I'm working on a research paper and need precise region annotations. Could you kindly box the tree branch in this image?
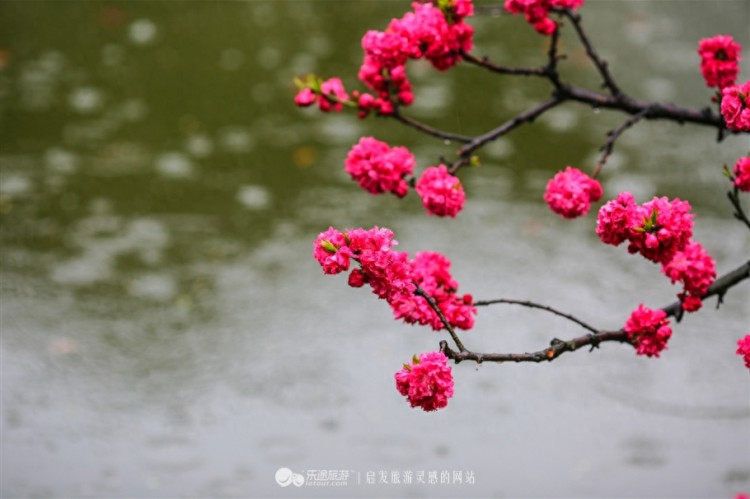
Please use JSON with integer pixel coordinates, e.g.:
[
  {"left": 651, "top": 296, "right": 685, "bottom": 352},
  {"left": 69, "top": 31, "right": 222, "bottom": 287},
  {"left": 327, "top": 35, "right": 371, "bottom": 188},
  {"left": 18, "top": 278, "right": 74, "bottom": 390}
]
[
  {"left": 592, "top": 106, "right": 652, "bottom": 178},
  {"left": 413, "top": 284, "right": 467, "bottom": 352},
  {"left": 391, "top": 109, "right": 473, "bottom": 144},
  {"left": 474, "top": 298, "right": 599, "bottom": 334},
  {"left": 460, "top": 51, "right": 548, "bottom": 77},
  {"left": 442, "top": 260, "right": 750, "bottom": 364}
]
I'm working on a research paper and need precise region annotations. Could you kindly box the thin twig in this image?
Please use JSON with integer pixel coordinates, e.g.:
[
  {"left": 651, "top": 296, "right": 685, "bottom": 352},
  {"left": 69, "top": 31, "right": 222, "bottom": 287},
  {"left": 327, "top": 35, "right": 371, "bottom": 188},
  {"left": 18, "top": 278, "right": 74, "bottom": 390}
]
[
  {"left": 474, "top": 298, "right": 599, "bottom": 334},
  {"left": 391, "top": 109, "right": 473, "bottom": 144},
  {"left": 460, "top": 51, "right": 547, "bottom": 77},
  {"left": 451, "top": 96, "right": 564, "bottom": 173},
  {"left": 592, "top": 106, "right": 652, "bottom": 178},
  {"left": 413, "top": 285, "right": 468, "bottom": 352},
  {"left": 557, "top": 8, "right": 624, "bottom": 99},
  {"left": 727, "top": 187, "right": 750, "bottom": 231},
  {"left": 442, "top": 260, "right": 750, "bottom": 364}
]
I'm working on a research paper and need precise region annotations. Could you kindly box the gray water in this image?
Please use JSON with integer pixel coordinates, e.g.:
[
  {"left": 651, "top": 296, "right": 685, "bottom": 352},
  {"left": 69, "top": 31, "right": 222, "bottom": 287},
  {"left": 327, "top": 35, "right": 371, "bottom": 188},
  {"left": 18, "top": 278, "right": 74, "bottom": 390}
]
[{"left": 1, "top": 1, "right": 749, "bottom": 498}]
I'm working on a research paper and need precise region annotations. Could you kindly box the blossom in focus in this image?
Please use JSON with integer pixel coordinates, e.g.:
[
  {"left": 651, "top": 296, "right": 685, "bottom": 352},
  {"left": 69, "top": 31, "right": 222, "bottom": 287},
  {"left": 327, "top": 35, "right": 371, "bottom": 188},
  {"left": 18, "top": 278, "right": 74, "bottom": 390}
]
[
  {"left": 395, "top": 351, "right": 455, "bottom": 411},
  {"left": 596, "top": 193, "right": 694, "bottom": 265},
  {"left": 732, "top": 156, "right": 750, "bottom": 192},
  {"left": 721, "top": 81, "right": 750, "bottom": 131},
  {"left": 345, "top": 137, "right": 415, "bottom": 197},
  {"left": 543, "top": 166, "right": 603, "bottom": 219},
  {"left": 661, "top": 240, "right": 716, "bottom": 312},
  {"left": 736, "top": 335, "right": 750, "bottom": 370},
  {"left": 416, "top": 165, "right": 466, "bottom": 217},
  {"left": 624, "top": 304, "right": 672, "bottom": 358},
  {"left": 697, "top": 35, "right": 742, "bottom": 89},
  {"left": 312, "top": 227, "right": 352, "bottom": 275}
]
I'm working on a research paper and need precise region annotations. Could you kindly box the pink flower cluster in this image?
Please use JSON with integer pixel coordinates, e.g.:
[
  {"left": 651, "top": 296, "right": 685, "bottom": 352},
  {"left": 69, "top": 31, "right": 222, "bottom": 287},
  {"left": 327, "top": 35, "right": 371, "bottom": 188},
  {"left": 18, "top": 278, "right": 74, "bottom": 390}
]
[
  {"left": 596, "top": 192, "right": 694, "bottom": 265},
  {"left": 504, "top": 0, "right": 584, "bottom": 35},
  {"left": 624, "top": 304, "right": 672, "bottom": 357},
  {"left": 733, "top": 156, "right": 750, "bottom": 192},
  {"left": 294, "top": 78, "right": 349, "bottom": 112},
  {"left": 543, "top": 166, "right": 603, "bottom": 219},
  {"left": 721, "top": 81, "right": 750, "bottom": 131},
  {"left": 661, "top": 240, "right": 716, "bottom": 312},
  {"left": 345, "top": 137, "right": 415, "bottom": 197},
  {"left": 416, "top": 165, "right": 466, "bottom": 217},
  {"left": 395, "top": 351, "right": 454, "bottom": 411},
  {"left": 737, "top": 335, "right": 750, "bottom": 370},
  {"left": 313, "top": 226, "right": 476, "bottom": 331},
  {"left": 358, "top": 1, "right": 474, "bottom": 115},
  {"left": 697, "top": 35, "right": 742, "bottom": 89}
]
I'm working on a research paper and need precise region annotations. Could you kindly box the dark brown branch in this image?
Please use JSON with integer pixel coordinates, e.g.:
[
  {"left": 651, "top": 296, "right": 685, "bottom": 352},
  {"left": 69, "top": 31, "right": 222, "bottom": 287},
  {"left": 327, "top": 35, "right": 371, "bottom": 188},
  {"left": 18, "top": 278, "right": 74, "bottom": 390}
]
[
  {"left": 727, "top": 187, "right": 750, "bottom": 231},
  {"left": 592, "top": 106, "right": 652, "bottom": 177},
  {"left": 442, "top": 260, "right": 750, "bottom": 364},
  {"left": 474, "top": 298, "right": 599, "bottom": 334},
  {"left": 413, "top": 285, "right": 467, "bottom": 352},
  {"left": 391, "top": 109, "right": 473, "bottom": 144},
  {"left": 557, "top": 8, "right": 624, "bottom": 99},
  {"left": 460, "top": 51, "right": 547, "bottom": 77},
  {"left": 451, "top": 96, "right": 564, "bottom": 173}
]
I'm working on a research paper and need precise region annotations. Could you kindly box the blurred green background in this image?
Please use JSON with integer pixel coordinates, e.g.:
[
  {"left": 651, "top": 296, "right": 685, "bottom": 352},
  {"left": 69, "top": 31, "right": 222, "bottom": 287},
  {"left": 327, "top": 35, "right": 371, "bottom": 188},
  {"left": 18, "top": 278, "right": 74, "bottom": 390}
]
[{"left": 1, "top": 1, "right": 748, "bottom": 497}]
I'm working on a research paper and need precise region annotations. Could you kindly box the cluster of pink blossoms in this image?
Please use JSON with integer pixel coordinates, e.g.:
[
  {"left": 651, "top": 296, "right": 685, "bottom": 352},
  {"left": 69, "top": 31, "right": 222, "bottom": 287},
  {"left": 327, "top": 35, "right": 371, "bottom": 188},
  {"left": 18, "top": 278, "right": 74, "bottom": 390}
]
[
  {"left": 294, "top": 77, "right": 349, "bottom": 112},
  {"left": 345, "top": 137, "right": 415, "bottom": 197},
  {"left": 597, "top": 192, "right": 715, "bottom": 314},
  {"left": 624, "top": 304, "right": 672, "bottom": 357},
  {"left": 596, "top": 192, "right": 694, "bottom": 265},
  {"left": 736, "top": 335, "right": 750, "bottom": 370},
  {"left": 697, "top": 35, "right": 742, "bottom": 89},
  {"left": 313, "top": 226, "right": 476, "bottom": 331},
  {"left": 661, "top": 241, "right": 716, "bottom": 312},
  {"left": 721, "top": 81, "right": 750, "bottom": 132},
  {"left": 395, "top": 351, "right": 454, "bottom": 411},
  {"left": 358, "top": 0, "right": 474, "bottom": 115},
  {"left": 415, "top": 165, "right": 466, "bottom": 217},
  {"left": 732, "top": 156, "right": 750, "bottom": 192},
  {"left": 543, "top": 166, "right": 603, "bottom": 219},
  {"left": 504, "top": 0, "right": 584, "bottom": 35}
]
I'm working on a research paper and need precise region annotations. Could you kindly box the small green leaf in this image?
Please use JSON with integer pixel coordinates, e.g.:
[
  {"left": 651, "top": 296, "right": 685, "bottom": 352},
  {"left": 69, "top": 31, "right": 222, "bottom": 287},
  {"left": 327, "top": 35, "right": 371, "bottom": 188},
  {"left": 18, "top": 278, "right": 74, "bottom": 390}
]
[
  {"left": 632, "top": 226, "right": 646, "bottom": 233},
  {"left": 403, "top": 363, "right": 412, "bottom": 371},
  {"left": 320, "top": 240, "right": 338, "bottom": 253},
  {"left": 722, "top": 164, "right": 733, "bottom": 179},
  {"left": 469, "top": 155, "right": 480, "bottom": 167},
  {"left": 412, "top": 354, "right": 420, "bottom": 365}
]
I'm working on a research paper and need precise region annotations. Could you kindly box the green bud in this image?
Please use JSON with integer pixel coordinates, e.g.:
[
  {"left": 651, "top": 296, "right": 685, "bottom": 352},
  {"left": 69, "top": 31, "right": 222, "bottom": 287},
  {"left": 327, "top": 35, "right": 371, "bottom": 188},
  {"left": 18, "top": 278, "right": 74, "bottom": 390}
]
[
  {"left": 320, "top": 240, "right": 338, "bottom": 253},
  {"left": 469, "top": 155, "right": 480, "bottom": 167},
  {"left": 412, "top": 354, "right": 420, "bottom": 365}
]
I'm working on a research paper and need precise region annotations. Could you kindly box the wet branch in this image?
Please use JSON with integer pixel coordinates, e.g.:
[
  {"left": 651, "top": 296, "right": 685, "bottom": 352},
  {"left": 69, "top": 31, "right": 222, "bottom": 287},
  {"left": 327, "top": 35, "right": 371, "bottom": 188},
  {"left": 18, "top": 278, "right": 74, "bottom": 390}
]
[
  {"left": 391, "top": 109, "right": 473, "bottom": 144},
  {"left": 413, "top": 284, "right": 467, "bottom": 352},
  {"left": 474, "top": 298, "right": 599, "bottom": 334},
  {"left": 592, "top": 106, "right": 652, "bottom": 178},
  {"left": 441, "top": 260, "right": 750, "bottom": 364}
]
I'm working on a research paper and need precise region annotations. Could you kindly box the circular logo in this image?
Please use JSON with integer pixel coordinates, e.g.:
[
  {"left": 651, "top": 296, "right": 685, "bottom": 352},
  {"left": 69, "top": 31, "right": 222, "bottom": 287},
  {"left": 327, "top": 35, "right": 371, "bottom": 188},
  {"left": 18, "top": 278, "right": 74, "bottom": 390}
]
[{"left": 275, "top": 468, "right": 293, "bottom": 487}]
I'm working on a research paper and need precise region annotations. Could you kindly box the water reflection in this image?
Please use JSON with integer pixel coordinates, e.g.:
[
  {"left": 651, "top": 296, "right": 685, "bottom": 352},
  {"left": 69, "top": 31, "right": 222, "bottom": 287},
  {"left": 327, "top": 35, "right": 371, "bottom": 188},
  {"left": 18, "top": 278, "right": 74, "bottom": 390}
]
[{"left": 1, "top": 1, "right": 749, "bottom": 497}]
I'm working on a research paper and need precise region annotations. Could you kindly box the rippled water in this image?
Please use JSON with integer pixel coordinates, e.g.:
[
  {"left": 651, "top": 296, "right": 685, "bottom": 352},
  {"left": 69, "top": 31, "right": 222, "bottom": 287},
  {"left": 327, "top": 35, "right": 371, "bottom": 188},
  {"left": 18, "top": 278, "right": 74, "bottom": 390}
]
[{"left": 1, "top": 1, "right": 749, "bottom": 497}]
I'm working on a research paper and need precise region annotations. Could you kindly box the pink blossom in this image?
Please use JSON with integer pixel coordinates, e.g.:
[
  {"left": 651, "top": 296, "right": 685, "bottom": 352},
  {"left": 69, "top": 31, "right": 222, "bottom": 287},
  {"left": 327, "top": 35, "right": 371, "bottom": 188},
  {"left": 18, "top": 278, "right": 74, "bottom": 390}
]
[
  {"left": 294, "top": 88, "right": 316, "bottom": 107},
  {"left": 737, "top": 335, "right": 750, "bottom": 370},
  {"left": 395, "top": 351, "right": 454, "bottom": 411},
  {"left": 721, "top": 81, "right": 750, "bottom": 131},
  {"left": 544, "top": 166, "right": 603, "bottom": 219},
  {"left": 313, "top": 227, "right": 352, "bottom": 275},
  {"left": 733, "top": 156, "right": 750, "bottom": 192},
  {"left": 662, "top": 240, "right": 716, "bottom": 311},
  {"left": 624, "top": 304, "right": 672, "bottom": 358},
  {"left": 344, "top": 137, "right": 415, "bottom": 197},
  {"left": 698, "top": 35, "right": 742, "bottom": 89},
  {"left": 318, "top": 78, "right": 349, "bottom": 112},
  {"left": 597, "top": 193, "right": 694, "bottom": 265},
  {"left": 627, "top": 196, "right": 693, "bottom": 264},
  {"left": 416, "top": 165, "right": 466, "bottom": 217},
  {"left": 595, "top": 192, "right": 639, "bottom": 246},
  {"left": 316, "top": 226, "right": 475, "bottom": 332},
  {"left": 504, "top": 0, "right": 583, "bottom": 35}
]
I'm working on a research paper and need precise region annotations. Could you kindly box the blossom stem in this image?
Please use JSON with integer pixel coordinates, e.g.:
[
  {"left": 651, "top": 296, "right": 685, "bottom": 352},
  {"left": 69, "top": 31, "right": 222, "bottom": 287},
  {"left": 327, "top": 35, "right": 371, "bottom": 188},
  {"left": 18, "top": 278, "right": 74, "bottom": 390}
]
[{"left": 413, "top": 284, "right": 468, "bottom": 352}]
